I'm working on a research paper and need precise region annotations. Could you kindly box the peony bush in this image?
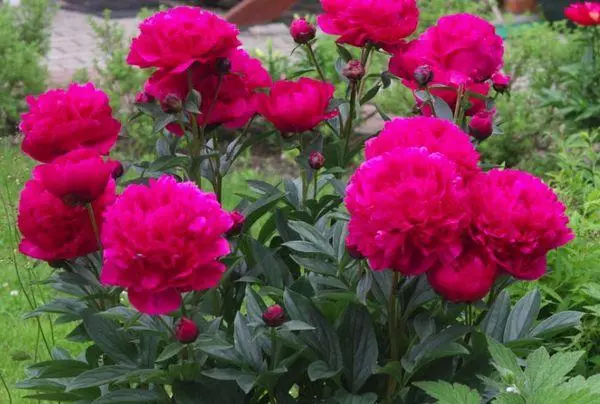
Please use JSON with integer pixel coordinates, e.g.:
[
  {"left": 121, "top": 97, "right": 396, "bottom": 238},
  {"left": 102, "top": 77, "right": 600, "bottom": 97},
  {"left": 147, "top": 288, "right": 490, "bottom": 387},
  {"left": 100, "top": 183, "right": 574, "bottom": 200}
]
[{"left": 14, "top": 2, "right": 585, "bottom": 403}]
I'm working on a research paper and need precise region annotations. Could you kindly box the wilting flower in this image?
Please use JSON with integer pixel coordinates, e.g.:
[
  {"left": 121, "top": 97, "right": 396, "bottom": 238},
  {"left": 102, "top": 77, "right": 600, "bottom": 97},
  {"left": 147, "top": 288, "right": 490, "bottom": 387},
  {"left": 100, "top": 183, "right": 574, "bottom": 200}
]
[
  {"left": 20, "top": 83, "right": 121, "bottom": 163},
  {"left": 469, "top": 109, "right": 495, "bottom": 140},
  {"left": 427, "top": 245, "right": 498, "bottom": 302},
  {"left": 469, "top": 170, "right": 574, "bottom": 280},
  {"left": 365, "top": 117, "right": 480, "bottom": 179},
  {"left": 145, "top": 48, "right": 271, "bottom": 133},
  {"left": 290, "top": 18, "right": 317, "bottom": 44},
  {"left": 34, "top": 149, "right": 116, "bottom": 206},
  {"left": 318, "top": 0, "right": 419, "bottom": 47},
  {"left": 175, "top": 317, "right": 199, "bottom": 343},
  {"left": 263, "top": 304, "right": 286, "bottom": 327},
  {"left": 565, "top": 2, "right": 600, "bottom": 26},
  {"left": 101, "top": 176, "right": 233, "bottom": 315},
  {"left": 258, "top": 78, "right": 337, "bottom": 134},
  {"left": 18, "top": 177, "right": 115, "bottom": 261},
  {"left": 127, "top": 6, "right": 240, "bottom": 73},
  {"left": 345, "top": 147, "right": 470, "bottom": 275}
]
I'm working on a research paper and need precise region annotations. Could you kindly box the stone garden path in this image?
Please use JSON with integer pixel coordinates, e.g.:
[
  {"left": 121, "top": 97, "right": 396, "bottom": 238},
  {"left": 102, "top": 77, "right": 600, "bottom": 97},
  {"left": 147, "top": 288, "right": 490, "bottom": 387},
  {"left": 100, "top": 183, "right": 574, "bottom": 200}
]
[{"left": 48, "top": 8, "right": 293, "bottom": 85}]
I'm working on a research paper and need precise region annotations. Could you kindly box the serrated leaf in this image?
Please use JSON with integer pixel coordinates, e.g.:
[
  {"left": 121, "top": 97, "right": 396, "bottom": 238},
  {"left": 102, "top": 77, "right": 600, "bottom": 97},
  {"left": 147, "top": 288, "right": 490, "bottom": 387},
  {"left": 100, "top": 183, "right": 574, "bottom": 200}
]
[
  {"left": 486, "top": 337, "right": 522, "bottom": 377},
  {"left": 414, "top": 381, "right": 480, "bottom": 404}
]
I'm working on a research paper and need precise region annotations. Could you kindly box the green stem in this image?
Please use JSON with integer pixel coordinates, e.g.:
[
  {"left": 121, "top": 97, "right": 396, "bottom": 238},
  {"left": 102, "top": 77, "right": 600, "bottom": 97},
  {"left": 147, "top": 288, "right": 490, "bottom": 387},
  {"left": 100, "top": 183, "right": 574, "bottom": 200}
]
[
  {"left": 306, "top": 42, "right": 326, "bottom": 82},
  {"left": 453, "top": 84, "right": 465, "bottom": 124},
  {"left": 156, "top": 316, "right": 175, "bottom": 338},
  {"left": 386, "top": 271, "right": 401, "bottom": 402},
  {"left": 86, "top": 203, "right": 102, "bottom": 256},
  {"left": 342, "top": 81, "right": 358, "bottom": 166},
  {"left": 313, "top": 170, "right": 319, "bottom": 200},
  {"left": 203, "top": 75, "right": 224, "bottom": 200},
  {"left": 424, "top": 87, "right": 436, "bottom": 117},
  {"left": 357, "top": 45, "right": 374, "bottom": 100},
  {"left": 0, "top": 371, "right": 12, "bottom": 404}
]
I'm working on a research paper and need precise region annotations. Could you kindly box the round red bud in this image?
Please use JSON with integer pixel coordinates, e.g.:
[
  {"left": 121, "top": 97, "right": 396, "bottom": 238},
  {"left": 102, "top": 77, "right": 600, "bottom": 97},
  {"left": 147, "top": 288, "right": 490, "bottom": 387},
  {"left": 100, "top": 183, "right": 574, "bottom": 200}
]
[
  {"left": 414, "top": 65, "right": 434, "bottom": 88},
  {"left": 161, "top": 94, "right": 183, "bottom": 114},
  {"left": 308, "top": 151, "right": 325, "bottom": 170},
  {"left": 262, "top": 304, "right": 286, "bottom": 327},
  {"left": 175, "top": 317, "right": 199, "bottom": 344},
  {"left": 343, "top": 60, "right": 365, "bottom": 81},
  {"left": 290, "top": 18, "right": 316, "bottom": 44}
]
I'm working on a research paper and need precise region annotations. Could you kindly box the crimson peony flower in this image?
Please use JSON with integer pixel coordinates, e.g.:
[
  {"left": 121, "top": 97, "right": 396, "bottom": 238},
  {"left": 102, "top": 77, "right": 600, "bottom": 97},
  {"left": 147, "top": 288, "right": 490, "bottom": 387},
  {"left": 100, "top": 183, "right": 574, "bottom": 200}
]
[
  {"left": 127, "top": 6, "right": 240, "bottom": 73},
  {"left": 263, "top": 304, "right": 286, "bottom": 327},
  {"left": 34, "top": 149, "right": 117, "bottom": 206},
  {"left": 145, "top": 48, "right": 271, "bottom": 133},
  {"left": 345, "top": 147, "right": 470, "bottom": 275},
  {"left": 290, "top": 18, "right": 317, "bottom": 44},
  {"left": 318, "top": 0, "right": 419, "bottom": 47},
  {"left": 389, "top": 14, "right": 503, "bottom": 116},
  {"left": 427, "top": 246, "right": 498, "bottom": 303},
  {"left": 175, "top": 317, "right": 199, "bottom": 343},
  {"left": 469, "top": 170, "right": 574, "bottom": 281},
  {"left": 565, "top": 2, "right": 600, "bottom": 26},
  {"left": 20, "top": 83, "right": 121, "bottom": 163},
  {"left": 469, "top": 109, "right": 495, "bottom": 140},
  {"left": 18, "top": 177, "right": 115, "bottom": 261},
  {"left": 365, "top": 117, "right": 481, "bottom": 179},
  {"left": 258, "top": 78, "right": 337, "bottom": 134},
  {"left": 101, "top": 176, "right": 233, "bottom": 315},
  {"left": 492, "top": 72, "right": 511, "bottom": 93}
]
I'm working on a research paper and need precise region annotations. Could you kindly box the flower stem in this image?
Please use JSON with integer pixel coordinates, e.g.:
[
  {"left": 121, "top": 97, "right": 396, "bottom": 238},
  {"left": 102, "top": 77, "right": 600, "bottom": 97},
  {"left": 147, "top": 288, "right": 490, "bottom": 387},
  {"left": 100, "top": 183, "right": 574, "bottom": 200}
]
[
  {"left": 0, "top": 371, "right": 12, "bottom": 404},
  {"left": 86, "top": 203, "right": 102, "bottom": 255},
  {"left": 156, "top": 315, "right": 175, "bottom": 338},
  {"left": 358, "top": 45, "right": 374, "bottom": 100},
  {"left": 386, "top": 271, "right": 401, "bottom": 402},
  {"left": 342, "top": 81, "right": 358, "bottom": 166},
  {"left": 313, "top": 170, "right": 319, "bottom": 200},
  {"left": 453, "top": 84, "right": 465, "bottom": 125},
  {"left": 306, "top": 42, "right": 326, "bottom": 82}
]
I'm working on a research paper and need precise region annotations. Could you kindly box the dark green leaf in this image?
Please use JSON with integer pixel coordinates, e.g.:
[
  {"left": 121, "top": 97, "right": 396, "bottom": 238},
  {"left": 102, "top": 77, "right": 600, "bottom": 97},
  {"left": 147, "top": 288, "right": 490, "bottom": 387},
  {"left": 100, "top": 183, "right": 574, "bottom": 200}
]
[
  {"left": 11, "top": 351, "right": 32, "bottom": 361},
  {"left": 234, "top": 313, "right": 264, "bottom": 372},
  {"left": 288, "top": 221, "right": 335, "bottom": 256},
  {"left": 28, "top": 360, "right": 89, "bottom": 378},
  {"left": 338, "top": 304, "right": 378, "bottom": 392},
  {"left": 147, "top": 155, "right": 189, "bottom": 172},
  {"left": 381, "top": 71, "right": 393, "bottom": 89},
  {"left": 308, "top": 360, "right": 341, "bottom": 381},
  {"left": 23, "top": 298, "right": 87, "bottom": 320},
  {"left": 334, "top": 390, "right": 378, "bottom": 404},
  {"left": 245, "top": 286, "right": 267, "bottom": 324},
  {"left": 336, "top": 44, "right": 353, "bottom": 62},
  {"left": 356, "top": 271, "right": 373, "bottom": 305},
  {"left": 503, "top": 289, "right": 541, "bottom": 342},
  {"left": 291, "top": 256, "right": 337, "bottom": 276},
  {"left": 282, "top": 320, "right": 316, "bottom": 332},
  {"left": 15, "top": 378, "right": 64, "bottom": 391},
  {"left": 202, "top": 368, "right": 257, "bottom": 394},
  {"left": 242, "top": 192, "right": 285, "bottom": 230},
  {"left": 152, "top": 113, "right": 177, "bottom": 134},
  {"left": 528, "top": 311, "right": 583, "bottom": 339},
  {"left": 82, "top": 312, "right": 137, "bottom": 366},
  {"left": 360, "top": 84, "right": 381, "bottom": 105},
  {"left": 486, "top": 337, "right": 523, "bottom": 376},
  {"left": 155, "top": 342, "right": 184, "bottom": 363},
  {"left": 403, "top": 326, "right": 470, "bottom": 372},
  {"left": 23, "top": 392, "right": 82, "bottom": 401},
  {"left": 251, "top": 238, "right": 290, "bottom": 289},
  {"left": 481, "top": 290, "right": 511, "bottom": 341},
  {"left": 283, "top": 241, "right": 330, "bottom": 255},
  {"left": 92, "top": 389, "right": 164, "bottom": 403},
  {"left": 67, "top": 365, "right": 137, "bottom": 391}
]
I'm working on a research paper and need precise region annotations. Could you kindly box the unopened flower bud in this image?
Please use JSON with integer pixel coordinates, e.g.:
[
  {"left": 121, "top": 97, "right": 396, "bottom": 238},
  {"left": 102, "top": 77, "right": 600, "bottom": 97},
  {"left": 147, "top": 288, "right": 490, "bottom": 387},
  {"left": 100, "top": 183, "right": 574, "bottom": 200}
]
[
  {"left": 290, "top": 18, "right": 316, "bottom": 44},
  {"left": 161, "top": 94, "right": 183, "bottom": 114},
  {"left": 308, "top": 151, "right": 325, "bottom": 170},
  {"left": 175, "top": 317, "right": 199, "bottom": 344},
  {"left": 469, "top": 110, "right": 494, "bottom": 140},
  {"left": 492, "top": 72, "right": 511, "bottom": 94},
  {"left": 226, "top": 211, "right": 245, "bottom": 237},
  {"left": 414, "top": 65, "right": 434, "bottom": 88},
  {"left": 346, "top": 240, "right": 364, "bottom": 260},
  {"left": 135, "top": 91, "right": 154, "bottom": 104},
  {"left": 343, "top": 60, "right": 365, "bottom": 81},
  {"left": 111, "top": 161, "right": 124, "bottom": 179},
  {"left": 263, "top": 304, "right": 286, "bottom": 327},
  {"left": 216, "top": 57, "right": 231, "bottom": 74}
]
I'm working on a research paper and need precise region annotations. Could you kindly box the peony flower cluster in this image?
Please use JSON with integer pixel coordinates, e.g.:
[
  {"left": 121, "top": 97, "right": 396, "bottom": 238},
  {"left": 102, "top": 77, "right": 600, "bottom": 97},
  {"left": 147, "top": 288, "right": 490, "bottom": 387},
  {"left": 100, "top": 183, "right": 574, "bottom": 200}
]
[
  {"left": 346, "top": 117, "right": 573, "bottom": 302},
  {"left": 129, "top": 6, "right": 271, "bottom": 132},
  {"left": 565, "top": 2, "right": 600, "bottom": 26},
  {"left": 389, "top": 14, "right": 504, "bottom": 117},
  {"left": 318, "top": 0, "right": 419, "bottom": 47},
  {"left": 18, "top": 83, "right": 120, "bottom": 261},
  {"left": 100, "top": 176, "right": 233, "bottom": 315}
]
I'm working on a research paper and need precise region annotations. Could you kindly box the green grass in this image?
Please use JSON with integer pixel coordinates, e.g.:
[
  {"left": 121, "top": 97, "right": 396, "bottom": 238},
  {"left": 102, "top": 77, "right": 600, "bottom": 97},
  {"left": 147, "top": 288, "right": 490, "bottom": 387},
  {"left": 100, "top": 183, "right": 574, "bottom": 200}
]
[{"left": 0, "top": 140, "right": 275, "bottom": 403}]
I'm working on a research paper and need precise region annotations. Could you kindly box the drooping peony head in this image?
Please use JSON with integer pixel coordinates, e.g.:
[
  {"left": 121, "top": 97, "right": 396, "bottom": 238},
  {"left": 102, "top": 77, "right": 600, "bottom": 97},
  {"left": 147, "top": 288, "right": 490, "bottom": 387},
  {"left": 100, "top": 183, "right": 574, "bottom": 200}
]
[
  {"left": 145, "top": 49, "right": 271, "bottom": 133},
  {"left": 427, "top": 245, "right": 498, "bottom": 303},
  {"left": 258, "top": 78, "right": 337, "bottom": 134},
  {"left": 365, "top": 117, "right": 480, "bottom": 179},
  {"left": 345, "top": 147, "right": 470, "bottom": 275},
  {"left": 18, "top": 177, "right": 115, "bottom": 261},
  {"left": 127, "top": 6, "right": 240, "bottom": 73},
  {"left": 469, "top": 170, "right": 574, "bottom": 281},
  {"left": 565, "top": 2, "right": 600, "bottom": 26},
  {"left": 20, "top": 83, "right": 121, "bottom": 163},
  {"left": 34, "top": 149, "right": 117, "bottom": 206},
  {"left": 318, "top": 0, "right": 419, "bottom": 47},
  {"left": 101, "top": 176, "right": 233, "bottom": 315}
]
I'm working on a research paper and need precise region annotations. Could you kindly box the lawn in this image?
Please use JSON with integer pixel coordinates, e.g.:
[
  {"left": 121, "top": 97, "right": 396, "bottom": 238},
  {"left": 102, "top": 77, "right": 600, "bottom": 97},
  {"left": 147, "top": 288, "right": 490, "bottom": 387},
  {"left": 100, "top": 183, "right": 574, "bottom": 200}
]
[{"left": 0, "top": 140, "right": 274, "bottom": 402}]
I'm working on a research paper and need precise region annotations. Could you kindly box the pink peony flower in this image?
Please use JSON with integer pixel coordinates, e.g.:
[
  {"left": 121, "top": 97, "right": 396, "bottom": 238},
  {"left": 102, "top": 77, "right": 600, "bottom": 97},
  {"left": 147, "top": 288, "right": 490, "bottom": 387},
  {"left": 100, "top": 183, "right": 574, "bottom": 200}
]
[
  {"left": 101, "top": 176, "right": 233, "bottom": 315},
  {"left": 258, "top": 78, "right": 337, "bottom": 134},
  {"left": 469, "top": 109, "right": 495, "bottom": 140},
  {"left": 345, "top": 147, "right": 470, "bottom": 275},
  {"left": 365, "top": 117, "right": 480, "bottom": 179},
  {"left": 318, "top": 0, "right": 419, "bottom": 47},
  {"left": 492, "top": 72, "right": 511, "bottom": 93},
  {"left": 427, "top": 245, "right": 498, "bottom": 303},
  {"left": 127, "top": 6, "right": 240, "bottom": 73},
  {"left": 18, "top": 177, "right": 115, "bottom": 261},
  {"left": 565, "top": 2, "right": 600, "bottom": 26},
  {"left": 145, "top": 49, "right": 271, "bottom": 134},
  {"left": 290, "top": 18, "right": 317, "bottom": 44},
  {"left": 34, "top": 149, "right": 117, "bottom": 206},
  {"left": 20, "top": 83, "right": 121, "bottom": 163},
  {"left": 469, "top": 170, "right": 574, "bottom": 280}
]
